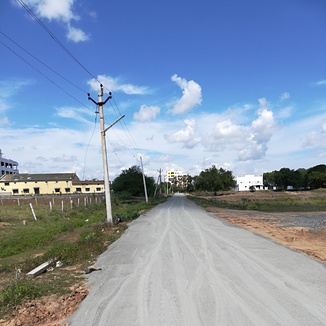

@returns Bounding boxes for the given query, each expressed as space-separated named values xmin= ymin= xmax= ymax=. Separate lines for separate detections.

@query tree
xmin=194 ymin=165 xmax=236 ymax=192
xmin=112 ymin=165 xmax=155 ymax=198
xmin=306 ymin=165 xmax=326 ymax=189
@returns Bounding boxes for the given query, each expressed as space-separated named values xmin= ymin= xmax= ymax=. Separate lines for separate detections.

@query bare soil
xmin=202 ymin=190 xmax=326 ymax=263
xmin=2 ymin=191 xmax=326 ymax=325
xmin=208 ymin=208 xmax=326 ymax=263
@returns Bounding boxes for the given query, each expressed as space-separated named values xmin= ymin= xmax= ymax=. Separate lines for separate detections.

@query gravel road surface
xmin=69 ymin=194 xmax=326 ymax=326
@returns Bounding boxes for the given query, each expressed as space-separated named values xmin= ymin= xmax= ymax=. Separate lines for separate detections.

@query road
xmin=69 ymin=194 xmax=326 ymax=326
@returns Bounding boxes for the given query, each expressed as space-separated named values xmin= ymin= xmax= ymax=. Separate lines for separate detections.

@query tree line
xmin=263 ymin=164 xmax=326 ymax=190
xmin=111 ymin=164 xmax=326 ymax=198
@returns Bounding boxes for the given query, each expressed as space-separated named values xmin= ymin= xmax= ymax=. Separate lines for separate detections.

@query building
xmin=0 ymin=173 xmax=104 ymax=196
xmin=236 ymin=175 xmax=264 ymax=191
xmin=165 ymin=170 xmax=190 ymax=190
xmin=0 ymin=149 xmax=19 ymax=176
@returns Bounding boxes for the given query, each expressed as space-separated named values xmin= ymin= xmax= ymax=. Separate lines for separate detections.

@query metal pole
xmin=98 ymin=88 xmax=113 ymax=224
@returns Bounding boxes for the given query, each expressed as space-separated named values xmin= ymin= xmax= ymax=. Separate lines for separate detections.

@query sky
xmin=1 ymin=0 xmax=326 ymax=182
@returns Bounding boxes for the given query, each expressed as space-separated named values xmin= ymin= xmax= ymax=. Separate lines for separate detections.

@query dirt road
xmin=69 ymin=194 xmax=326 ymax=326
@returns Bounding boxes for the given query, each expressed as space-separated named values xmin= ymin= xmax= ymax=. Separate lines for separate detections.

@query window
xmin=65 ymin=188 xmax=70 ymax=193
xmin=13 ymin=189 xmax=19 ymax=194
xmin=5 ymin=182 xmax=9 ymax=186
xmin=54 ymin=188 xmax=60 ymax=193
xmin=85 ymin=188 xmax=90 ymax=192
xmin=23 ymin=188 xmax=29 ymax=194
xmin=76 ymin=187 xmax=82 ymax=192
xmin=96 ymin=187 xmax=101 ymax=191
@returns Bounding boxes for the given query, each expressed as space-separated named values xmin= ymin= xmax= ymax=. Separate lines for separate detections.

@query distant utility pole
xmin=158 ymin=168 xmax=163 ymax=196
xmin=140 ymin=156 xmax=148 ymax=203
xmin=88 ymin=84 xmax=124 ymax=224
xmin=154 ymin=168 xmax=163 ymax=197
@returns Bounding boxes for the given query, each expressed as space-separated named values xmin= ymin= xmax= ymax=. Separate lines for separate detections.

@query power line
xmin=0 ymin=38 xmax=94 ymax=113
xmin=0 ymin=31 xmax=87 ymax=94
xmin=16 ymin=0 xmax=102 ymax=86
xmin=82 ymin=113 xmax=99 ymax=180
xmin=15 ymin=0 xmax=151 ymax=170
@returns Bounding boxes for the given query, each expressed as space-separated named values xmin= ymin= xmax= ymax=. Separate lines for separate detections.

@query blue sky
xmin=1 ymin=0 xmax=326 ymax=181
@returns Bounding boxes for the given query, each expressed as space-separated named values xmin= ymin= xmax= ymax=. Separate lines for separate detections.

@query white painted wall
xmin=236 ymin=175 xmax=264 ymax=191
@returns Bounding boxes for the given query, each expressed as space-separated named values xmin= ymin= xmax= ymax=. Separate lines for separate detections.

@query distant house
xmin=0 ymin=149 xmax=19 ymax=177
xmin=236 ymin=175 xmax=264 ymax=191
xmin=0 ymin=173 xmax=104 ymax=196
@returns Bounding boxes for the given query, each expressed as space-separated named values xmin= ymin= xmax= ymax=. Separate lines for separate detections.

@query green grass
xmin=188 ymin=191 xmax=326 ymax=212
xmin=0 ymin=195 xmax=166 ymax=317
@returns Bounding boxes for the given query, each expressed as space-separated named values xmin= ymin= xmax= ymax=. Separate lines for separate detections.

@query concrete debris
xmin=84 ymin=265 xmax=102 ymax=274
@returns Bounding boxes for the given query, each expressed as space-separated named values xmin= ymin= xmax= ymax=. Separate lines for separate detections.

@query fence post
xmin=29 ymin=203 xmax=37 ymax=220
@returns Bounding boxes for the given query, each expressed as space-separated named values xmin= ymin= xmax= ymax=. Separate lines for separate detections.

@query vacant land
xmin=190 ymin=190 xmax=326 ymax=263
xmin=0 ymin=196 xmax=163 ymax=325
xmin=1 ymin=191 xmax=326 ymax=325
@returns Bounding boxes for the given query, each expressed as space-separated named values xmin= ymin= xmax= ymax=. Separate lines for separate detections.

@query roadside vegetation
xmin=188 ymin=189 xmax=326 ymax=212
xmin=0 ymin=194 xmax=165 ymax=318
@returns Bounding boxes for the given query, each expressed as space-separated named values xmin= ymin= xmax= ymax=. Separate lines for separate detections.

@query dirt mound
xmin=0 ymin=285 xmax=88 ymax=326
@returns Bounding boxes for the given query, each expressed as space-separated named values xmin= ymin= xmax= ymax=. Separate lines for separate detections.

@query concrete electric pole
xmin=88 ymin=84 xmax=124 ymax=224
xmin=139 ymin=155 xmax=148 ymax=203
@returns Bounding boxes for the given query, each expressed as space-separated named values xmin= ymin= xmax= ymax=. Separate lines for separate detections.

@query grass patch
xmin=0 ymin=195 xmax=166 ymax=318
xmin=188 ymin=190 xmax=326 ymax=212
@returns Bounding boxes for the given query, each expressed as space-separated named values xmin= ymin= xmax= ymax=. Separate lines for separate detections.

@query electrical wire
xmin=15 ymin=0 xmax=151 ymax=171
xmin=16 ymin=0 xmax=102 ymax=86
xmin=0 ymin=38 xmax=94 ymax=113
xmin=82 ymin=112 xmax=99 ymax=180
xmin=0 ymin=30 xmax=87 ymax=94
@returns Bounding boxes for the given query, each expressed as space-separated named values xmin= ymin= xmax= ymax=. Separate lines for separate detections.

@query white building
xmin=165 ymin=170 xmax=189 ymax=190
xmin=0 ymin=149 xmax=19 ymax=176
xmin=236 ymin=175 xmax=264 ymax=191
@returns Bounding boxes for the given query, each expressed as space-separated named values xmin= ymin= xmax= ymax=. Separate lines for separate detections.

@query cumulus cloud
xmin=25 ymin=0 xmax=77 ymax=22
xmin=165 ymin=119 xmax=201 ymax=149
xmin=238 ymin=98 xmax=276 ymax=160
xmin=23 ymin=0 xmax=89 ymax=43
xmin=66 ymin=24 xmax=89 ymax=42
xmin=133 ymin=105 xmax=160 ymax=122
xmin=88 ymin=75 xmax=148 ymax=95
xmin=205 ymin=98 xmax=276 ymax=161
xmin=168 ymin=74 xmax=202 ymax=115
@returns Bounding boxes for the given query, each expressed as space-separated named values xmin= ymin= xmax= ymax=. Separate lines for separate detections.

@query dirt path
xmin=68 ymin=194 xmax=326 ymax=326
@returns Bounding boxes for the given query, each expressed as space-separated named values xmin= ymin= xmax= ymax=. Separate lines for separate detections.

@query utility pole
xmin=88 ymin=84 xmax=124 ymax=224
xmin=140 ymin=156 xmax=148 ymax=203
xmin=157 ymin=168 xmax=163 ymax=196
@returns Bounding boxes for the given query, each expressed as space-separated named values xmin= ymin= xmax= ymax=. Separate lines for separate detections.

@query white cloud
xmin=312 ymin=80 xmax=326 ymax=87
xmin=280 ymin=92 xmax=290 ymax=101
xmin=133 ymin=105 xmax=160 ymax=121
xmin=168 ymin=74 xmax=202 ymax=115
xmin=88 ymin=75 xmax=149 ymax=95
xmin=165 ymin=119 xmax=201 ymax=149
xmin=66 ymin=24 xmax=89 ymax=42
xmin=203 ymin=98 xmax=276 ymax=161
xmin=277 ymin=106 xmax=292 ymax=119
xmin=25 ymin=0 xmax=77 ymax=22
xmin=0 ymin=78 xmax=34 ymax=125
xmin=0 ymin=117 xmax=11 ymax=126
xmin=55 ymin=107 xmax=94 ymax=124
xmin=23 ymin=0 xmax=90 ymax=43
